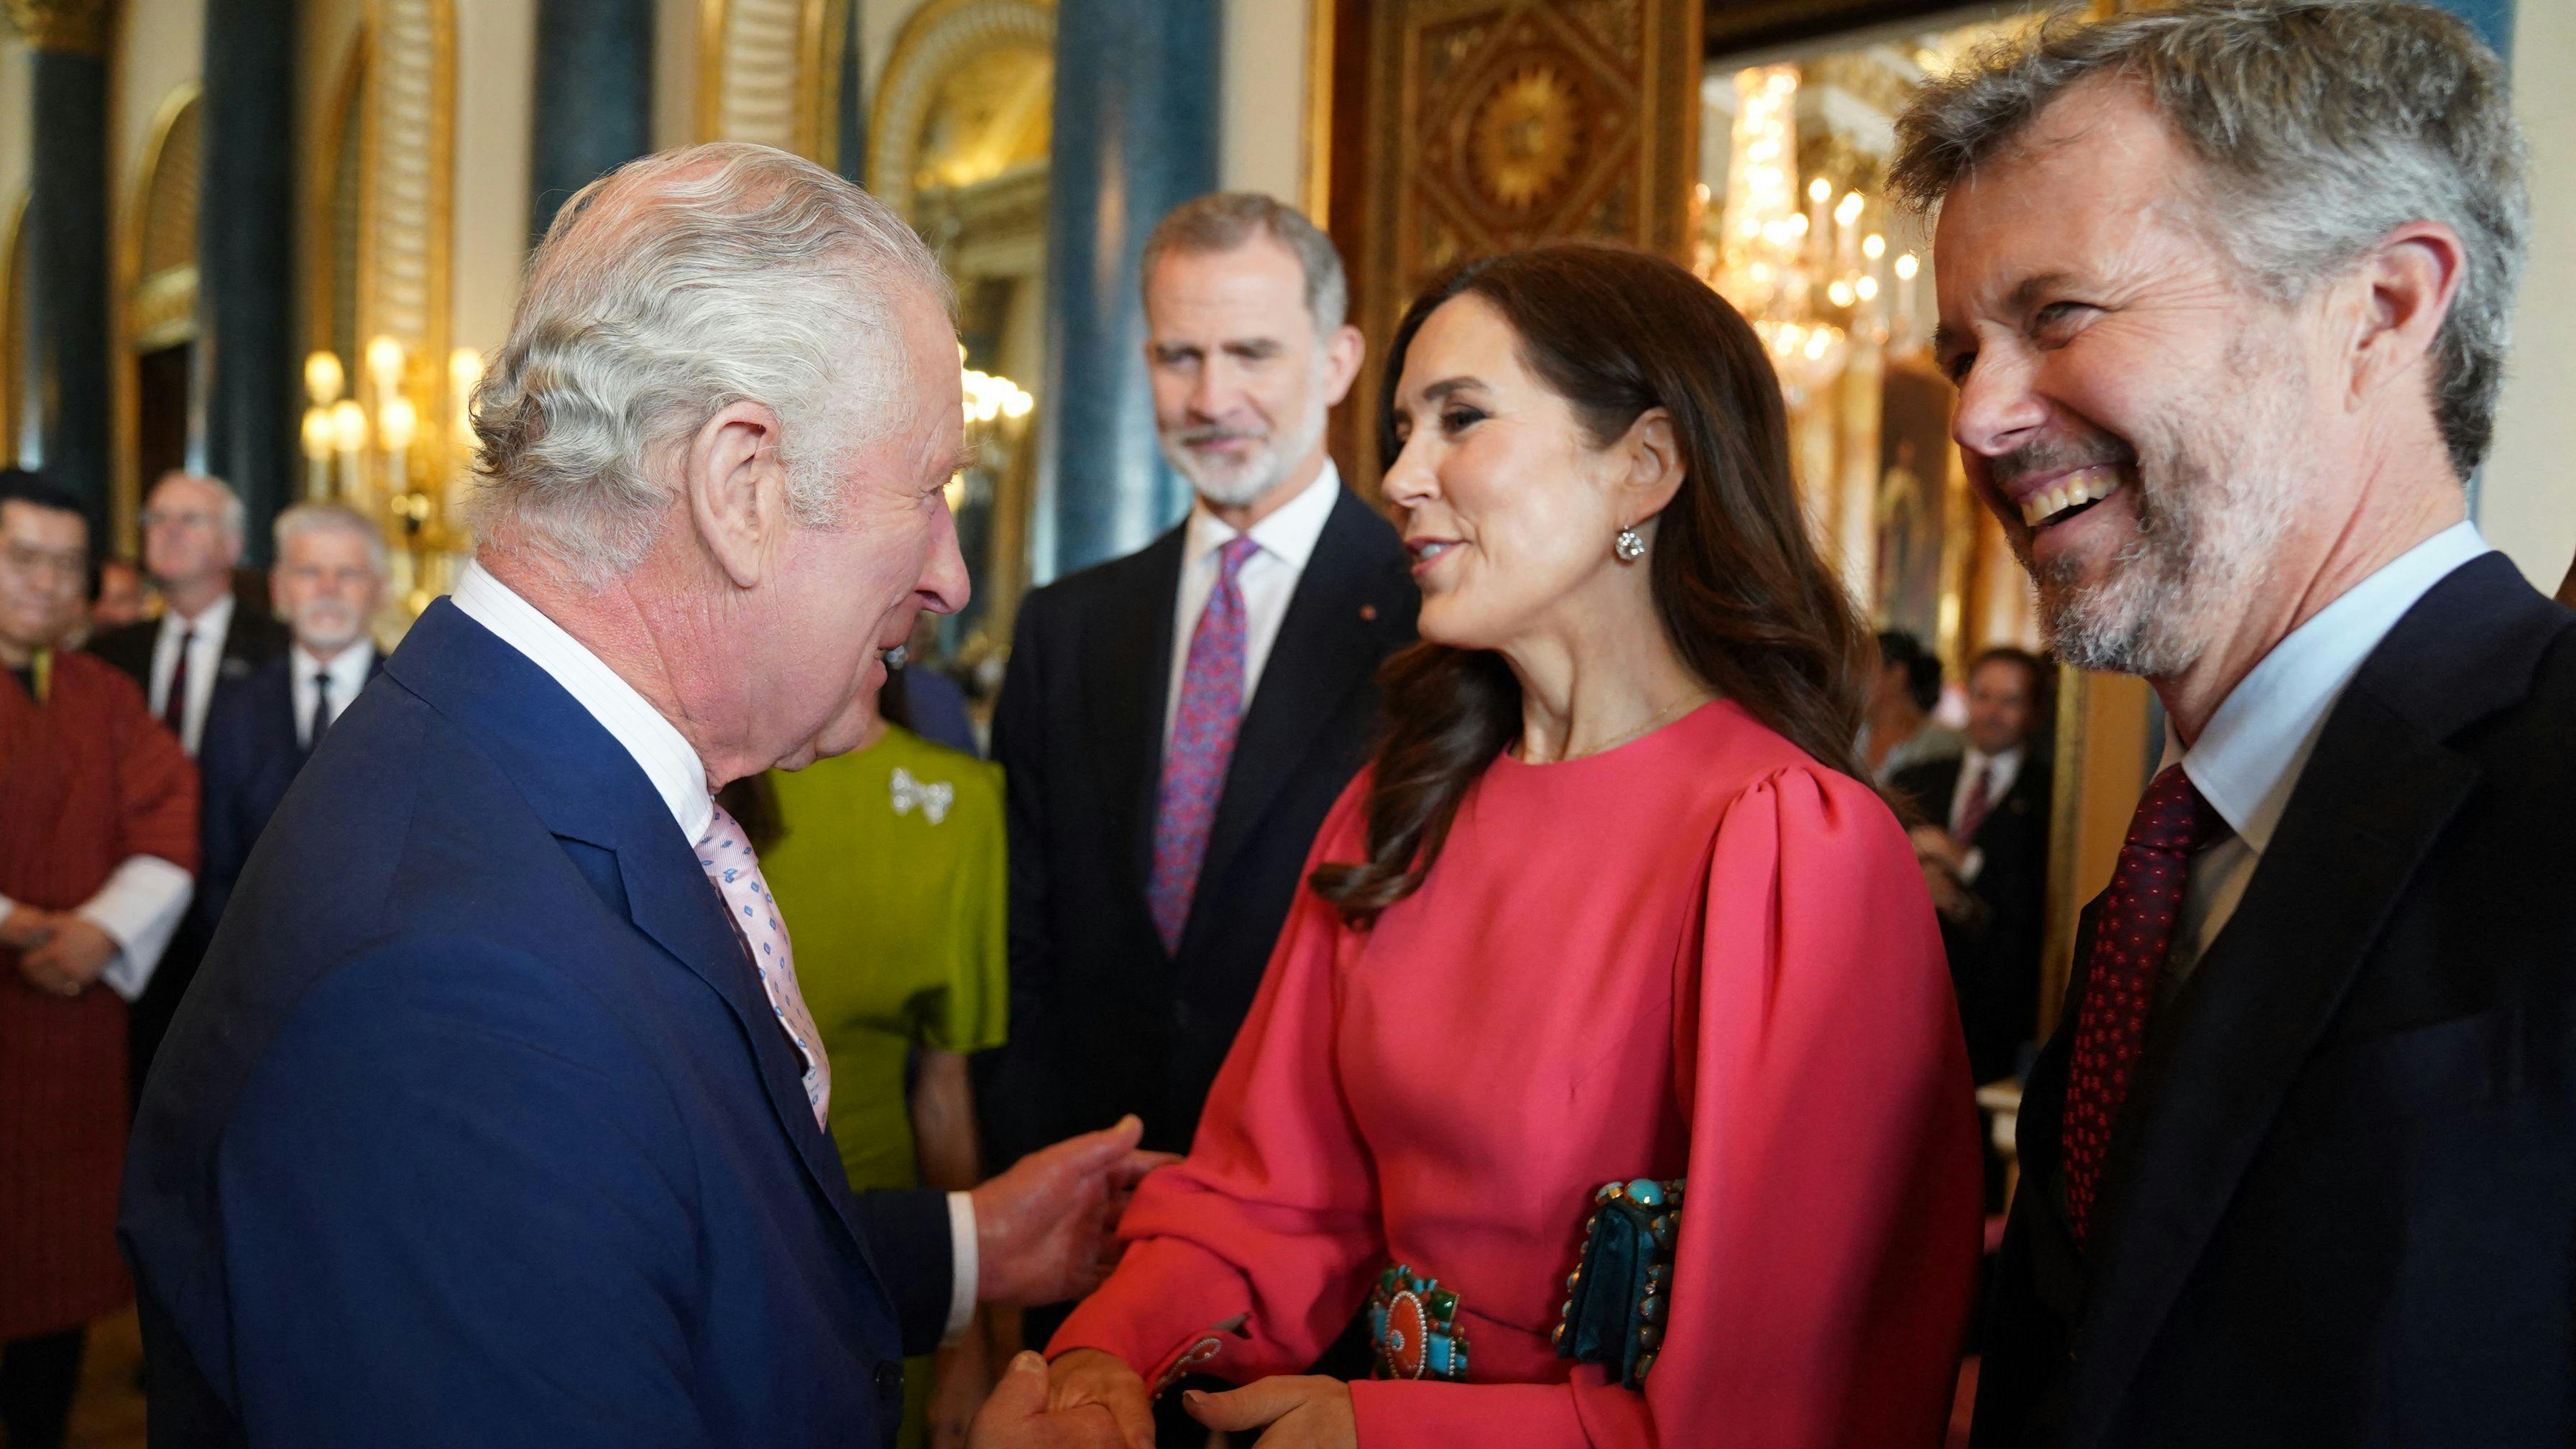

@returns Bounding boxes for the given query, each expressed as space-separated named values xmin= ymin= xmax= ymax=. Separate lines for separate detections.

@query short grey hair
xmin=273 ymin=502 xmax=388 ymax=578
xmin=1890 ymin=0 xmax=2528 ymax=477
xmin=467 ymin=142 xmax=952 ymax=587
xmin=152 ymin=470 xmax=246 ymax=540
xmin=1141 ymin=193 xmax=1349 ymax=334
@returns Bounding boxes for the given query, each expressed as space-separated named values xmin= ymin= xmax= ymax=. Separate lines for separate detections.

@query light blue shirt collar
xmin=2166 ymin=520 xmax=2491 ymax=854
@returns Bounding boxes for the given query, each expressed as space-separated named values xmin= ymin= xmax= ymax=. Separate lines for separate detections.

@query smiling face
xmin=1933 ymin=80 xmax=2334 ymax=678
xmin=1145 ymin=236 xmax=1359 ymax=510
xmin=1380 ymin=293 xmax=1644 ymax=653
xmin=754 ymin=290 xmax=970 ymax=771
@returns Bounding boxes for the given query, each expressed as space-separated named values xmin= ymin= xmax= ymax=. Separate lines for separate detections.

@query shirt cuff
xmin=79 ymin=855 xmax=196 ymax=1002
xmin=1958 ymin=845 xmax=1987 ymax=885
xmin=943 ymin=1190 xmax=978 ymax=1346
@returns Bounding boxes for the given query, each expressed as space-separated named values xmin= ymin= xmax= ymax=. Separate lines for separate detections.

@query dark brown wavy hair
xmin=1310 ymin=243 xmax=1874 ymax=925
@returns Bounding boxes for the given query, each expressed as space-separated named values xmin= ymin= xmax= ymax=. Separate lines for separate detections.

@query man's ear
xmin=1617 ymin=408 xmax=1686 ymax=528
xmin=684 ymin=400 xmax=789 ymax=589
xmin=2347 ymin=220 xmax=2466 ymax=410
xmin=1320 ymin=323 xmax=1367 ymax=408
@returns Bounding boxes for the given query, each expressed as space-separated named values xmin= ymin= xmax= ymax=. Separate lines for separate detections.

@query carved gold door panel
xmin=1341 ymin=0 xmax=1700 ymax=492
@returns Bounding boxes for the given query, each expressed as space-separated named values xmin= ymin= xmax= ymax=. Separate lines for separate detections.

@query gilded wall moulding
xmin=867 ymin=0 xmax=1054 ymax=221
xmin=0 ymin=0 xmax=109 ymax=55
xmin=699 ymin=0 xmax=853 ymax=168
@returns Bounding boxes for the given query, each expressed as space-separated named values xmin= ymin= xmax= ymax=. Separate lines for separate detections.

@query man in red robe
xmin=0 ymin=471 xmax=196 ymax=1449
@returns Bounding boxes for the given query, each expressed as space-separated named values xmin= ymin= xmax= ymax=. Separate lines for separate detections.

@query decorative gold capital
xmin=1 ymin=0 xmax=111 ymax=55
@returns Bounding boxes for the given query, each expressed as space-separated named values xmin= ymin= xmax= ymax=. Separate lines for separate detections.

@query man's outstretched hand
xmin=971 ymin=1115 xmax=1177 ymax=1307
xmin=969 ymin=1351 xmax=1126 ymax=1449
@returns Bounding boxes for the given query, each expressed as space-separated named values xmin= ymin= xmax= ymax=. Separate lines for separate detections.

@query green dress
xmin=760 ymin=727 xmax=1008 ymax=1444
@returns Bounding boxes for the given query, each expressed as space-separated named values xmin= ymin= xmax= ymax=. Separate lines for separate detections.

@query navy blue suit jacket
xmin=193 ymin=650 xmax=382 ymax=929
xmin=121 ymin=600 xmax=952 ymax=1449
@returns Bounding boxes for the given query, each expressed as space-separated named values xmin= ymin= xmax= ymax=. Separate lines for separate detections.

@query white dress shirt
xmin=1163 ymin=461 xmax=1343 ymax=745
xmin=451 ymin=564 xmax=979 ymax=1340
xmin=1949 ymin=743 xmax=2025 ymax=885
xmin=2160 ymin=521 xmax=2493 ymax=990
xmin=291 ymin=641 xmax=379 ymax=748
xmin=150 ymin=591 xmax=235 ymax=755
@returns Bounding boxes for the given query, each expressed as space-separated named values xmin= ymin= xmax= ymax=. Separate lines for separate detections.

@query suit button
xmin=874 ymin=1361 xmax=904 ymax=1399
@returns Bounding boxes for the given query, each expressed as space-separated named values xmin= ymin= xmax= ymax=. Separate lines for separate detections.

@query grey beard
xmin=1161 ymin=395 xmax=1330 ymax=509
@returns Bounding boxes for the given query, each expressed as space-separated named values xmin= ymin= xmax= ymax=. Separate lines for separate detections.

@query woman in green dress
xmin=747 ymin=669 xmax=1009 ymax=1449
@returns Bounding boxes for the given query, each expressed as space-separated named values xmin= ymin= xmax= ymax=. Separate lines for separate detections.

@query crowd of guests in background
xmin=6 ymin=4 xmax=2573 ymax=1447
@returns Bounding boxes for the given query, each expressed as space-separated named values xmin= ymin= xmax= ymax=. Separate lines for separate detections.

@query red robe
xmin=1055 ymin=702 xmax=1982 ymax=1447
xmin=0 ymin=649 xmax=196 ymax=1340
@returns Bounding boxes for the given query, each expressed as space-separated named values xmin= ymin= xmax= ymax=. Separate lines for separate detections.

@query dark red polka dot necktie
xmin=2061 ymin=763 xmax=2232 ymax=1247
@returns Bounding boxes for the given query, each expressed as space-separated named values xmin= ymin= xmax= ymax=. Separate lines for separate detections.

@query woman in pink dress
xmin=1047 ymin=244 xmax=1982 ymax=1448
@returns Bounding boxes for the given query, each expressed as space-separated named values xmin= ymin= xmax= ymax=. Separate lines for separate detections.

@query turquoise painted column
xmin=200 ymin=0 xmax=303 ymax=558
xmin=1031 ymin=0 xmax=1220 ymax=581
xmin=20 ymin=4 xmax=114 ymax=543
xmin=529 ymin=0 xmax=658 ymax=242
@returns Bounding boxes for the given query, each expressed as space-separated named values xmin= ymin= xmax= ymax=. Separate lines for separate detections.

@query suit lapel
xmin=385 ymin=603 xmax=896 ymax=1297
xmin=1185 ymin=492 xmax=1397 ymax=946
xmin=2064 ymin=554 xmax=2565 ymax=1438
xmin=1090 ymin=529 xmax=1185 ymax=934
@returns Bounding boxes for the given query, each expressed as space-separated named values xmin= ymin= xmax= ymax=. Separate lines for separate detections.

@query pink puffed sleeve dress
xmin=1052 ymin=701 xmax=1982 ymax=1448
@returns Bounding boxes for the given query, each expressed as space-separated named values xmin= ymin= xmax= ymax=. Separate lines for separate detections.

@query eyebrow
xmin=1931 ymin=271 xmax=2082 ymax=364
xmin=1414 ymin=376 xmax=1489 ymax=405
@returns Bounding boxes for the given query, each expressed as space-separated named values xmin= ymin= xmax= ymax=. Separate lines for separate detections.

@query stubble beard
xmin=2022 ymin=344 xmax=2306 ymax=681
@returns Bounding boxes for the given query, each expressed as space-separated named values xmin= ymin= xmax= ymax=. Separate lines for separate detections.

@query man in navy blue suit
xmin=193 ymin=502 xmax=388 ymax=934
xmin=122 ymin=143 xmax=1161 ymax=1449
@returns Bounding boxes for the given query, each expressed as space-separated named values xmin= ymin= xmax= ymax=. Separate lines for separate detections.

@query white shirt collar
xmin=1182 ymin=459 xmax=1340 ymax=575
xmin=293 ymin=639 xmax=377 ymax=693
xmin=161 ymin=590 xmax=234 ymax=647
xmin=450 ymin=562 xmax=714 ymax=842
xmin=2169 ymin=520 xmax=2491 ymax=853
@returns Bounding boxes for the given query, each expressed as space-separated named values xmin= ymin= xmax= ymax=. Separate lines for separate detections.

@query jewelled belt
xmin=1368 ymin=1263 xmax=1471 ymax=1382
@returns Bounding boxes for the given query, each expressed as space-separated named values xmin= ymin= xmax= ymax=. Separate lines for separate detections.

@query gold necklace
xmin=1527 ymin=691 xmax=1712 ymax=765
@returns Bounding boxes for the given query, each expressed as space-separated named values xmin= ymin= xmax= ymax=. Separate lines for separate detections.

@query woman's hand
xmin=1183 ymin=1376 xmax=1356 ymax=1449
xmin=1045 ymin=1348 xmax=1154 ymax=1449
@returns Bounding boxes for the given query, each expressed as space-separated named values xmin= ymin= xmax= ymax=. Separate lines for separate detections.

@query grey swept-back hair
xmin=273 ymin=502 xmax=389 ymax=578
xmin=1890 ymin=0 xmax=2528 ymax=478
xmin=1141 ymin=192 xmax=1350 ymax=334
xmin=467 ymin=142 xmax=952 ymax=587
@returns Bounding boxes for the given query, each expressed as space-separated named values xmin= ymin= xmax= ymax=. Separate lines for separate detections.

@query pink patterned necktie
xmin=2061 ymin=765 xmax=2230 ymax=1246
xmin=1149 ymin=535 xmax=1262 ymax=954
xmin=697 ymin=802 xmax=831 ymax=1129
xmin=1954 ymin=763 xmax=1995 ymax=842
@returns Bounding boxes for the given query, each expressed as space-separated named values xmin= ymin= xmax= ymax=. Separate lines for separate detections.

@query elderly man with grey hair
xmin=1894 ymin=3 xmax=2575 ymax=1445
xmin=122 ymin=144 xmax=1155 ymax=1449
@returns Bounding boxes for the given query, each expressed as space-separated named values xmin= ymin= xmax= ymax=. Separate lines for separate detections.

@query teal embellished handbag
xmin=1552 ymin=1177 xmax=1685 ymax=1389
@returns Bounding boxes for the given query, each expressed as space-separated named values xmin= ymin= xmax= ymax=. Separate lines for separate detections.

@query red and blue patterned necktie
xmin=2061 ymin=763 xmax=2231 ymax=1246
xmin=1149 ymin=535 xmax=1262 ymax=954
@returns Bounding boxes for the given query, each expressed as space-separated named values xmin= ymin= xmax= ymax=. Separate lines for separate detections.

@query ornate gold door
xmin=1336 ymin=0 xmax=1701 ymax=493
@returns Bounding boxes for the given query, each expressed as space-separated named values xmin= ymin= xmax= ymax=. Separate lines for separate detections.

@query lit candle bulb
xmin=305 ymin=350 xmax=345 ymax=407
xmin=1895 ymin=252 xmax=1921 ymax=336
xmin=380 ymin=395 xmax=418 ymax=505
xmin=1834 ymin=190 xmax=1865 ymax=278
xmin=1806 ymin=177 xmax=1831 ymax=270
xmin=330 ymin=400 xmax=369 ymax=506
xmin=300 ymin=407 xmax=334 ymax=500
xmin=365 ymin=335 xmax=405 ymax=401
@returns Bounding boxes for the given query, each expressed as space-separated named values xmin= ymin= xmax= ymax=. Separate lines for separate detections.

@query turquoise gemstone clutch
xmin=1552 ymin=1177 xmax=1685 ymax=1389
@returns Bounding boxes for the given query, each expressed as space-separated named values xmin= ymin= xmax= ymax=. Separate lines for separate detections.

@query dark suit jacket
xmin=91 ymin=593 xmax=290 ymax=1095
xmin=193 ymin=649 xmax=383 ymax=929
xmin=121 ymin=601 xmax=950 ymax=1449
xmin=89 ymin=595 xmax=290 ymax=719
xmin=1895 ymin=749 xmax=2053 ymax=1085
xmin=983 ymin=487 xmax=1417 ymax=1161
xmin=1973 ymin=553 xmax=2576 ymax=1448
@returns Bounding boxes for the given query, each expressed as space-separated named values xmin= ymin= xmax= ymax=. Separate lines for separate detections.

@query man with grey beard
xmin=985 ymin=193 xmax=1417 ymax=1198
xmin=193 ymin=504 xmax=388 ymax=930
xmin=1897 ymin=4 xmax=2575 ymax=1445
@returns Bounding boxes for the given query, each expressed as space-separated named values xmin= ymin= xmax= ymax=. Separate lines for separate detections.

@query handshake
xmin=0 ymin=903 xmax=116 ymax=997
xmin=959 ymin=1115 xmax=1177 ymax=1449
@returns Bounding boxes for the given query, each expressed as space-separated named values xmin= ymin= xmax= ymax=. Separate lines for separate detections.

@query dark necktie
xmin=2061 ymin=764 xmax=2232 ymax=1246
xmin=307 ymin=671 xmax=335 ymax=751
xmin=1954 ymin=763 xmax=1995 ymax=842
xmin=163 ymin=627 xmax=196 ymax=738
xmin=1149 ymin=535 xmax=1261 ymax=954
